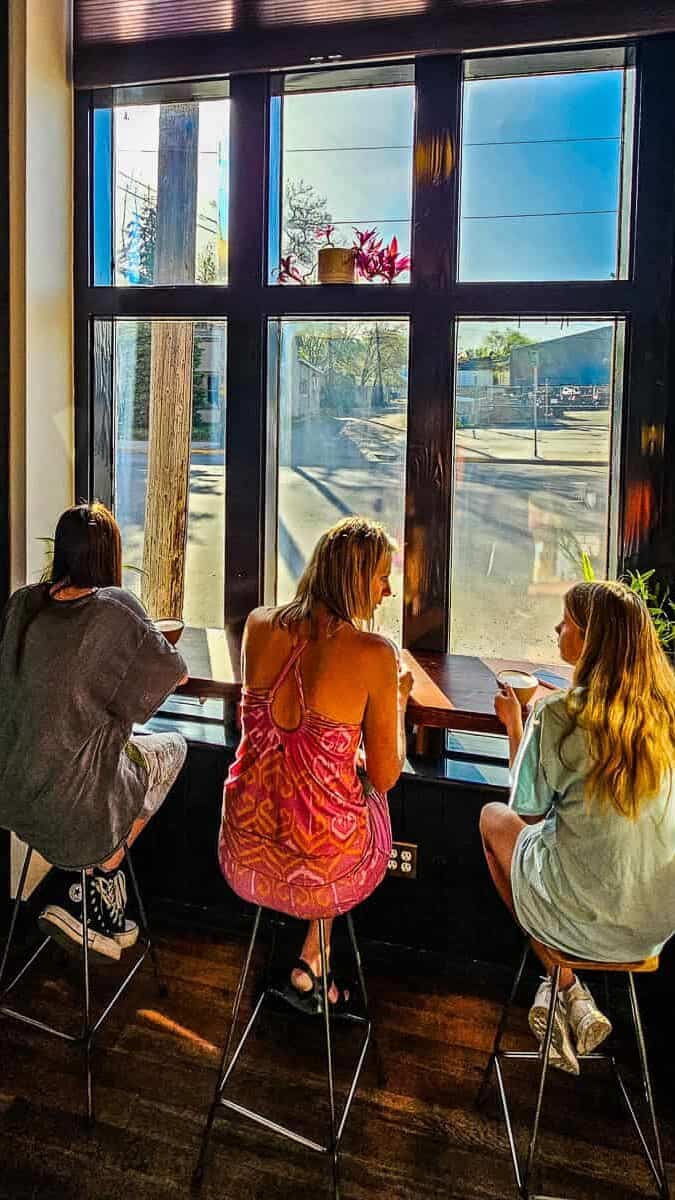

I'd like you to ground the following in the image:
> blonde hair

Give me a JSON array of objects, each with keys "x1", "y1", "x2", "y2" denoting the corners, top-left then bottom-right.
[
  {"x1": 276, "y1": 516, "x2": 396, "y2": 632},
  {"x1": 561, "y1": 580, "x2": 675, "y2": 818}
]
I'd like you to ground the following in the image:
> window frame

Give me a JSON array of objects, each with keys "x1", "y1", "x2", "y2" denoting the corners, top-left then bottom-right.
[{"x1": 74, "y1": 38, "x2": 675, "y2": 668}]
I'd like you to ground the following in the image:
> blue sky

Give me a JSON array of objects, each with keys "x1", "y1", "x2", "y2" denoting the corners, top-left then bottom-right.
[
  {"x1": 459, "y1": 69, "x2": 626, "y2": 280},
  {"x1": 279, "y1": 67, "x2": 626, "y2": 282}
]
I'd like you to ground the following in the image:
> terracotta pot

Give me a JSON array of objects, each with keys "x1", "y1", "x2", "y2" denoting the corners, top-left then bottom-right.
[{"x1": 317, "y1": 246, "x2": 356, "y2": 284}]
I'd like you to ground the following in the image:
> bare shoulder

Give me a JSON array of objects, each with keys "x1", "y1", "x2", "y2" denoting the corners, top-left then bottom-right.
[
  {"x1": 245, "y1": 605, "x2": 278, "y2": 626},
  {"x1": 244, "y1": 606, "x2": 281, "y2": 637},
  {"x1": 351, "y1": 629, "x2": 398, "y2": 675}
]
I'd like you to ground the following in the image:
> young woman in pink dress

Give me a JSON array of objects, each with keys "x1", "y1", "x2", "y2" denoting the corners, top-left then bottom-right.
[{"x1": 219, "y1": 516, "x2": 413, "y2": 1011}]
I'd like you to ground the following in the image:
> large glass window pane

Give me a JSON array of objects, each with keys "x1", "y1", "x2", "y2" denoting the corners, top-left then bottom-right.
[
  {"x1": 459, "y1": 49, "x2": 635, "y2": 281},
  {"x1": 112, "y1": 320, "x2": 227, "y2": 646},
  {"x1": 112, "y1": 95, "x2": 229, "y2": 285},
  {"x1": 273, "y1": 319, "x2": 409, "y2": 640},
  {"x1": 271, "y1": 67, "x2": 414, "y2": 284},
  {"x1": 451, "y1": 318, "x2": 623, "y2": 661}
]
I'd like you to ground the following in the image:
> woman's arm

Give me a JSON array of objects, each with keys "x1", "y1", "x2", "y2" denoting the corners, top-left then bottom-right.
[
  {"x1": 362, "y1": 641, "x2": 413, "y2": 793},
  {"x1": 494, "y1": 682, "x2": 525, "y2": 765}
]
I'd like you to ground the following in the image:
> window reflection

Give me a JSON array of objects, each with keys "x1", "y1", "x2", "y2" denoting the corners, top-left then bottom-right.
[
  {"x1": 273, "y1": 319, "x2": 409, "y2": 641},
  {"x1": 111, "y1": 319, "x2": 227, "y2": 630},
  {"x1": 451, "y1": 319, "x2": 622, "y2": 661}
]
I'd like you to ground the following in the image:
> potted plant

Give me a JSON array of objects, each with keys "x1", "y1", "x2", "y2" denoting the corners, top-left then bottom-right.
[
  {"x1": 315, "y1": 225, "x2": 356, "y2": 284},
  {"x1": 277, "y1": 227, "x2": 411, "y2": 286}
]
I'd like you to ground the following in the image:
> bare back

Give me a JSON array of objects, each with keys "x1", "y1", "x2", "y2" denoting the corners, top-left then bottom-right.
[{"x1": 243, "y1": 606, "x2": 402, "y2": 794}]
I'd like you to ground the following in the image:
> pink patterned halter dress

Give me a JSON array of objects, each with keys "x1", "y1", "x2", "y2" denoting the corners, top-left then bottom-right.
[{"x1": 219, "y1": 638, "x2": 392, "y2": 920}]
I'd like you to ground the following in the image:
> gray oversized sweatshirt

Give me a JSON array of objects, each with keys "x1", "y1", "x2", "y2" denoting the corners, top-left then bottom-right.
[{"x1": 0, "y1": 585, "x2": 187, "y2": 868}]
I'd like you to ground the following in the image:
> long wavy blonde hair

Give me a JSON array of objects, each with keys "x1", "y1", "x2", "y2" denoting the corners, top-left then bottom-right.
[
  {"x1": 276, "y1": 516, "x2": 396, "y2": 632},
  {"x1": 561, "y1": 580, "x2": 675, "y2": 818}
]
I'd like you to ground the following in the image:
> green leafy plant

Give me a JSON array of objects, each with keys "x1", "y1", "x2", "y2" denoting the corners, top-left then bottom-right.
[
  {"x1": 623, "y1": 569, "x2": 675, "y2": 650},
  {"x1": 580, "y1": 552, "x2": 675, "y2": 650}
]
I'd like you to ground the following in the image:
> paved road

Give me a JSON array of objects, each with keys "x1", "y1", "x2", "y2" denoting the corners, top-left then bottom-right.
[{"x1": 117, "y1": 409, "x2": 610, "y2": 658}]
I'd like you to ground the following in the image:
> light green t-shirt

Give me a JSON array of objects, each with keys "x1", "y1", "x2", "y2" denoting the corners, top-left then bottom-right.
[{"x1": 510, "y1": 692, "x2": 675, "y2": 962}]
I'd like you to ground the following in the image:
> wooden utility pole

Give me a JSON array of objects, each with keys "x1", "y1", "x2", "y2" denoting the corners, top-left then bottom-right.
[{"x1": 142, "y1": 104, "x2": 199, "y2": 619}]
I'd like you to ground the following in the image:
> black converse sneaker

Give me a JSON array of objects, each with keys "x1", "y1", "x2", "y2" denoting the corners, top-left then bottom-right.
[
  {"x1": 38, "y1": 870, "x2": 138, "y2": 961},
  {"x1": 90, "y1": 869, "x2": 139, "y2": 951}
]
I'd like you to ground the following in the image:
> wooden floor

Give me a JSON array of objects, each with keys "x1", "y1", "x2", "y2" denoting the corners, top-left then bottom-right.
[{"x1": 0, "y1": 917, "x2": 673, "y2": 1200}]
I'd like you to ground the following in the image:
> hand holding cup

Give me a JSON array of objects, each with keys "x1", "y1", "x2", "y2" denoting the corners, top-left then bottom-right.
[{"x1": 494, "y1": 670, "x2": 538, "y2": 734}]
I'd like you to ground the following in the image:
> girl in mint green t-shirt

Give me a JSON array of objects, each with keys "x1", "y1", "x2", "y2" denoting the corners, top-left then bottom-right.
[{"x1": 480, "y1": 580, "x2": 675, "y2": 1074}]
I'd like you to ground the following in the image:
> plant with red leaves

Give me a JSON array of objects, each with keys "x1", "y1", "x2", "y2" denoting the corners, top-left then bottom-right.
[
  {"x1": 353, "y1": 230, "x2": 409, "y2": 283},
  {"x1": 315, "y1": 224, "x2": 336, "y2": 246},
  {"x1": 277, "y1": 254, "x2": 309, "y2": 284},
  {"x1": 353, "y1": 228, "x2": 381, "y2": 278},
  {"x1": 357, "y1": 231, "x2": 410, "y2": 283}
]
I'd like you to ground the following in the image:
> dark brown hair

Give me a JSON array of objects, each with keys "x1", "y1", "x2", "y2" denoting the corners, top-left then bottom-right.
[{"x1": 52, "y1": 502, "x2": 122, "y2": 589}]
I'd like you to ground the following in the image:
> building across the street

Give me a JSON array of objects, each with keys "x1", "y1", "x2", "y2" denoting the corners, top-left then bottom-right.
[{"x1": 510, "y1": 325, "x2": 614, "y2": 388}]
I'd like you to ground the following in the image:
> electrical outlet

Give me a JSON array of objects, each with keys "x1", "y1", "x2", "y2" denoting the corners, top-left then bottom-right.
[{"x1": 387, "y1": 841, "x2": 418, "y2": 880}]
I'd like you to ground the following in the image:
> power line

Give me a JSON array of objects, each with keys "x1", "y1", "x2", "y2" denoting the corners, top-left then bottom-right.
[
  {"x1": 464, "y1": 136, "x2": 620, "y2": 147},
  {"x1": 463, "y1": 208, "x2": 617, "y2": 220}
]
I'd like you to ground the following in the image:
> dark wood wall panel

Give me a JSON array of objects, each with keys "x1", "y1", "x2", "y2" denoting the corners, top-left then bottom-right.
[
  {"x1": 224, "y1": 75, "x2": 269, "y2": 631},
  {"x1": 0, "y1": 0, "x2": 8, "y2": 609},
  {"x1": 0, "y1": 0, "x2": 9, "y2": 905},
  {"x1": 404, "y1": 57, "x2": 459, "y2": 651},
  {"x1": 622, "y1": 36, "x2": 675, "y2": 588}
]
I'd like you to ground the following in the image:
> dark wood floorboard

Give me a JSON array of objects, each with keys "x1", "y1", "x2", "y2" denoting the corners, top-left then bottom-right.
[{"x1": 0, "y1": 921, "x2": 673, "y2": 1199}]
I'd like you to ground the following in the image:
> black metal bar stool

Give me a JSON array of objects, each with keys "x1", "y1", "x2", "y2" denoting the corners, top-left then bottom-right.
[
  {"x1": 479, "y1": 937, "x2": 669, "y2": 1199},
  {"x1": 193, "y1": 907, "x2": 382, "y2": 1199},
  {"x1": 0, "y1": 842, "x2": 166, "y2": 1126}
]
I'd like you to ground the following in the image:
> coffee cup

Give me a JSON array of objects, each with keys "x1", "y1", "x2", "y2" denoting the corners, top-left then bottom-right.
[
  {"x1": 155, "y1": 617, "x2": 185, "y2": 646},
  {"x1": 497, "y1": 669, "x2": 538, "y2": 706}
]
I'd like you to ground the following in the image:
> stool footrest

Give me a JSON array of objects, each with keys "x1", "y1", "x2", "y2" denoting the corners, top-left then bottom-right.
[
  {"x1": 0, "y1": 1004, "x2": 80, "y2": 1043},
  {"x1": 220, "y1": 1098, "x2": 327, "y2": 1154},
  {"x1": 217, "y1": 982, "x2": 371, "y2": 1150}
]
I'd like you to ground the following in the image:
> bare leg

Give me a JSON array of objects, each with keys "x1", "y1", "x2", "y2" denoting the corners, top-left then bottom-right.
[
  {"x1": 479, "y1": 803, "x2": 575, "y2": 991},
  {"x1": 291, "y1": 919, "x2": 345, "y2": 1004},
  {"x1": 98, "y1": 815, "x2": 150, "y2": 872}
]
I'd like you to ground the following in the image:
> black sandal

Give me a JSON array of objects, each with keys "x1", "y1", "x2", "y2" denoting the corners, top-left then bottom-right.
[{"x1": 278, "y1": 958, "x2": 352, "y2": 1017}]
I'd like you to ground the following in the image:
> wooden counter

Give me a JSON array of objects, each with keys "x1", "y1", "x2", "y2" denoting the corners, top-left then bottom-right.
[{"x1": 174, "y1": 626, "x2": 571, "y2": 735}]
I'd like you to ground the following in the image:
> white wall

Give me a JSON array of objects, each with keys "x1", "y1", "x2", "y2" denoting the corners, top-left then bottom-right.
[{"x1": 9, "y1": 0, "x2": 74, "y2": 894}]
